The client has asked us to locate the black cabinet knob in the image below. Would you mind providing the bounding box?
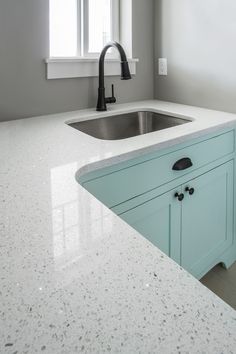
[175,192,184,201]
[185,187,195,195]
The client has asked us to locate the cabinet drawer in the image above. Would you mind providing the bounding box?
[82,130,234,208]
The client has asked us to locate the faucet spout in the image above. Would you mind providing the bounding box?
[96,41,132,112]
[121,61,132,80]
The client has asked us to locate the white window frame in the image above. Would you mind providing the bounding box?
[82,0,120,58]
[50,0,120,59]
[46,0,138,79]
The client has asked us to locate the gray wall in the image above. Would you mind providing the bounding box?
[155,0,236,113]
[0,0,154,122]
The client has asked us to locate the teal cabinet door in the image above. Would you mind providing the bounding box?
[181,161,234,278]
[120,189,182,263]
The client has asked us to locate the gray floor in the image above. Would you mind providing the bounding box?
[200,262,236,310]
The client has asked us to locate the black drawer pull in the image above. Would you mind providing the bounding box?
[172,157,193,171]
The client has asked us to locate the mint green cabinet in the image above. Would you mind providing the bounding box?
[79,129,236,279]
[181,161,234,278]
[120,188,181,263]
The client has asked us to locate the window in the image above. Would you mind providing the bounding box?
[49,0,120,58]
[47,0,137,79]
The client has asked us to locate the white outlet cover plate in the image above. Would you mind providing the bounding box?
[158,58,168,76]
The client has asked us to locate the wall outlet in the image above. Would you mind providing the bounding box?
[158,58,168,76]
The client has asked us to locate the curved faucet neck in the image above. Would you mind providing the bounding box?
[98,41,129,88]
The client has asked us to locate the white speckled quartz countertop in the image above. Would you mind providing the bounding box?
[1,100,236,354]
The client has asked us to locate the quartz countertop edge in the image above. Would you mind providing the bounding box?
[0,100,236,354]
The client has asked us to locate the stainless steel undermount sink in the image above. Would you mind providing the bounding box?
[68,111,191,140]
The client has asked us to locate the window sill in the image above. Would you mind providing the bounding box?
[45,57,139,80]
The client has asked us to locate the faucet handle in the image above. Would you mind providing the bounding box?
[105,84,116,104]
[111,84,115,98]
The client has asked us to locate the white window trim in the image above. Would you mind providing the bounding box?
[46,0,138,80]
[46,57,139,80]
